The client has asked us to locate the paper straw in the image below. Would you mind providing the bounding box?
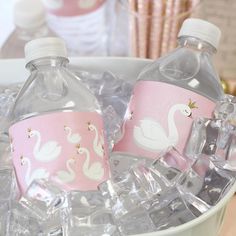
[137,0,150,58]
[178,0,191,31]
[189,0,201,12]
[161,0,174,56]
[168,0,183,51]
[148,0,164,59]
[129,0,138,57]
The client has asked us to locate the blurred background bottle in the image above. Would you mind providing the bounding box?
[42,0,113,56]
[0,0,56,59]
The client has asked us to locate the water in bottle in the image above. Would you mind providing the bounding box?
[42,0,111,56]
[8,37,110,193]
[111,18,224,174]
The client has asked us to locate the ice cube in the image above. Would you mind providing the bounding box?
[0,201,11,234]
[214,94,236,124]
[6,202,41,236]
[130,161,167,197]
[117,206,156,235]
[0,83,22,133]
[178,155,234,208]
[99,172,148,219]
[0,168,18,201]
[109,152,151,178]
[151,148,191,186]
[102,105,123,151]
[70,190,108,224]
[186,118,236,171]
[19,179,70,234]
[69,190,118,235]
[148,190,196,230]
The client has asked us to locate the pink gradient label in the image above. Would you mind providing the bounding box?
[43,0,106,16]
[9,112,110,193]
[113,81,215,158]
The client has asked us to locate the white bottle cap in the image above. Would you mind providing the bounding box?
[25,37,68,64]
[178,18,221,49]
[14,0,46,29]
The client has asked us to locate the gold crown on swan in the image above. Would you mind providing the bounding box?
[188,99,198,109]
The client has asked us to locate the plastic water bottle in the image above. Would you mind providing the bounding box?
[42,0,110,56]
[0,0,56,59]
[8,37,110,193]
[111,18,224,173]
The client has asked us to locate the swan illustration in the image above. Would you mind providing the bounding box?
[76,144,104,181]
[20,156,50,186]
[64,126,81,144]
[133,103,194,152]
[55,157,77,183]
[87,122,105,158]
[28,128,62,163]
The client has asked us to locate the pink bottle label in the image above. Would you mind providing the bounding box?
[42,0,106,16]
[9,111,110,193]
[113,81,216,158]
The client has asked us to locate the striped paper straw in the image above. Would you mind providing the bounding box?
[129,0,138,57]
[161,0,175,56]
[168,0,183,51]
[137,0,150,58]
[149,0,164,59]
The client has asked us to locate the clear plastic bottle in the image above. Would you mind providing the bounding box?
[42,0,110,56]
[8,37,110,193]
[111,18,224,175]
[0,0,56,59]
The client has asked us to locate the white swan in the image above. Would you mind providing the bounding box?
[64,126,81,144]
[20,156,50,186]
[76,145,104,181]
[87,122,105,158]
[133,104,192,152]
[55,157,76,183]
[28,129,62,163]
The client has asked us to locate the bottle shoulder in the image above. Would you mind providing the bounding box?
[10,67,101,123]
[137,47,224,101]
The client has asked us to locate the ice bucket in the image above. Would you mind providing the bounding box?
[0,57,235,236]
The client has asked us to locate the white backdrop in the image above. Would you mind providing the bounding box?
[0,0,15,47]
